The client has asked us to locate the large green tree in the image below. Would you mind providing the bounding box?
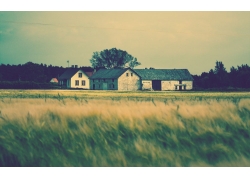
[90,48,141,69]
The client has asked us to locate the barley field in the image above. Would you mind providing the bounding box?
[0,90,250,166]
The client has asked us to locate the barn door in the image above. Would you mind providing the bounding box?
[152,80,161,91]
[103,83,108,90]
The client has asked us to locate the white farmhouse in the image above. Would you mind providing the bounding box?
[134,69,194,91]
[58,68,93,89]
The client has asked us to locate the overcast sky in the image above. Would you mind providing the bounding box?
[0,11,250,75]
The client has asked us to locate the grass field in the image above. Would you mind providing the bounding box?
[0,90,250,166]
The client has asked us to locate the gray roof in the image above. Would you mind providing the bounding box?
[58,68,89,80]
[90,68,130,79]
[133,69,193,81]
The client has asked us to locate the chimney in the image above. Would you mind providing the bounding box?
[71,65,74,68]
[75,65,78,68]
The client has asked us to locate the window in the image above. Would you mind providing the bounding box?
[109,84,114,88]
[78,73,82,78]
[75,80,79,86]
[112,79,114,82]
[82,80,85,86]
[175,86,177,90]
[131,73,133,76]
[110,84,114,89]
[126,73,129,77]
[104,79,106,82]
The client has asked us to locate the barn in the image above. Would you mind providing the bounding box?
[89,68,141,91]
[133,69,193,91]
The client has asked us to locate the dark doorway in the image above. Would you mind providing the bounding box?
[93,84,95,90]
[152,80,161,90]
[179,80,182,91]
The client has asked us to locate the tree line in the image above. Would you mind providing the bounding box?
[193,61,250,89]
[0,62,93,83]
[1,60,249,90]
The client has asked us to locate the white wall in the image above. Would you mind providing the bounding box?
[182,81,193,90]
[118,69,141,91]
[162,80,193,90]
[162,80,179,90]
[70,70,90,89]
[142,80,152,90]
[141,80,193,90]
[142,80,179,91]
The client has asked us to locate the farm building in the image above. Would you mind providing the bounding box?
[50,78,58,83]
[89,68,141,91]
[133,69,193,91]
[58,68,93,89]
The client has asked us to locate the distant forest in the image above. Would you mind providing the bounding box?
[0,62,93,83]
[0,61,250,90]
[193,61,250,90]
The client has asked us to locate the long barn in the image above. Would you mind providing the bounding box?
[133,69,193,91]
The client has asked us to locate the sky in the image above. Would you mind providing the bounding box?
[1,10,250,75]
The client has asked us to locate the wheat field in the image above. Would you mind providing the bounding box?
[0,90,250,166]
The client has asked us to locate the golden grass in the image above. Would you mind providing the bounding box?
[0,90,250,166]
[1,89,250,100]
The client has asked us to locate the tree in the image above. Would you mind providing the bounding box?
[229,66,238,87]
[90,48,141,69]
[235,64,250,88]
[214,61,227,75]
[213,60,229,88]
[208,69,219,88]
